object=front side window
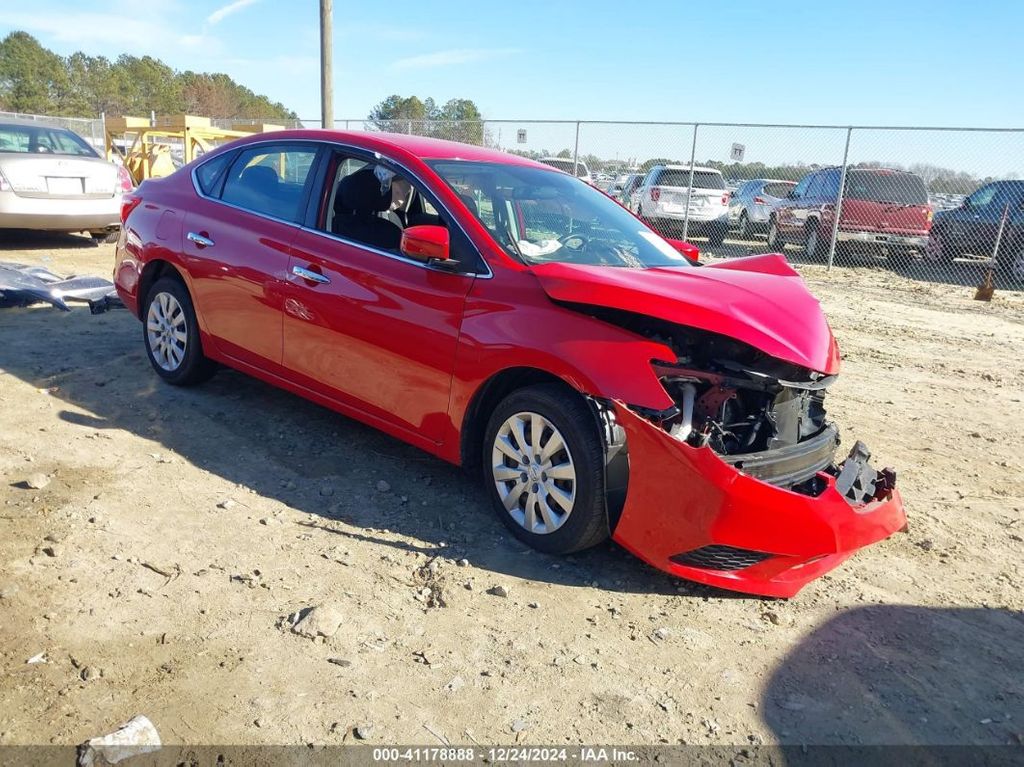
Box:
[428,160,695,269]
[317,153,483,272]
[220,145,318,221]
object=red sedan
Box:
[113,130,906,598]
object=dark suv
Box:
[768,167,932,261]
[927,180,1024,283]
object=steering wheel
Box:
[559,233,589,251]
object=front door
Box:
[281,151,478,443]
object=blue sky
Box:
[3,0,1022,174]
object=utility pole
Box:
[319,0,334,129]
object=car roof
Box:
[657,164,721,173]
[225,128,552,169]
[0,118,82,132]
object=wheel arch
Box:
[459,367,576,473]
[137,260,186,320]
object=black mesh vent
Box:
[670,545,772,571]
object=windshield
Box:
[655,169,725,189]
[0,123,98,157]
[428,160,694,268]
[845,170,928,205]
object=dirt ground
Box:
[1,231,1022,750]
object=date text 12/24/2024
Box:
[371,747,639,762]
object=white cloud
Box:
[207,0,259,26]
[0,10,165,49]
[391,48,521,71]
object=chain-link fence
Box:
[3,109,1023,290]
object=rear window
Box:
[0,123,98,157]
[845,171,928,205]
[655,169,725,190]
[763,182,796,198]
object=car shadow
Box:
[0,229,99,250]
[762,605,1024,747]
[0,303,758,599]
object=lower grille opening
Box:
[671,545,772,571]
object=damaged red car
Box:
[114,130,906,598]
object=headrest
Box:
[458,192,478,217]
[337,167,391,215]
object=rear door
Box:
[184,141,321,370]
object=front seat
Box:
[332,168,402,251]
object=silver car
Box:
[727,178,796,239]
[0,120,132,242]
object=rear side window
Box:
[763,182,795,198]
[655,169,725,190]
[845,171,928,205]
[220,145,319,222]
[194,152,234,196]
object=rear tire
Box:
[925,228,951,262]
[805,222,825,259]
[90,230,119,245]
[766,217,783,250]
[142,276,216,386]
[482,384,608,555]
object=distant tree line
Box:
[368,94,485,145]
[0,31,296,120]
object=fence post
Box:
[681,124,699,242]
[150,110,156,128]
[572,121,581,178]
[827,127,853,272]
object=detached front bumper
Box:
[611,403,906,598]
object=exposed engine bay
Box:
[581,307,895,503]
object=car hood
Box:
[530,253,840,374]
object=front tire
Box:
[766,217,783,250]
[738,212,751,240]
[143,276,216,386]
[707,222,728,247]
[805,222,825,259]
[482,384,608,555]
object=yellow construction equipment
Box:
[104,115,284,185]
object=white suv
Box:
[539,157,593,185]
[629,164,729,245]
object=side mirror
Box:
[961,198,972,210]
[400,225,449,262]
[664,238,701,263]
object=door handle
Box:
[187,231,215,248]
[292,265,330,284]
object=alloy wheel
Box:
[146,292,188,371]
[491,411,576,534]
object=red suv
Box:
[768,167,932,261]
[113,130,905,598]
